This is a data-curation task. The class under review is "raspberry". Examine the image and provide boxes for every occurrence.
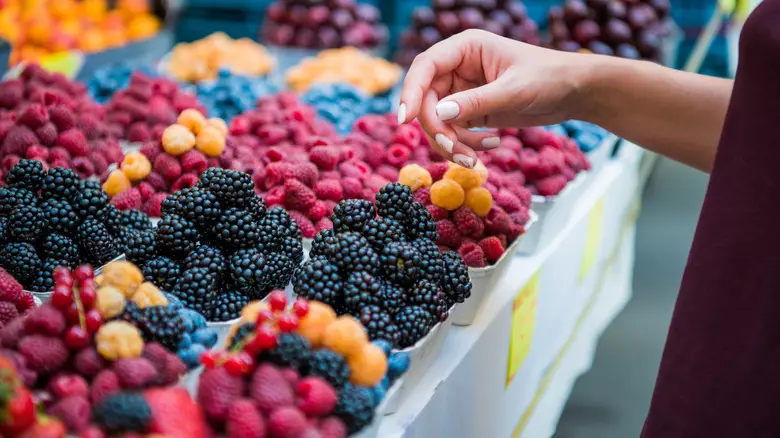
[198,367,246,422]
[268,407,308,438]
[426,204,448,221]
[78,114,104,140]
[127,122,151,142]
[495,190,522,213]
[536,146,565,178]
[195,126,226,157]
[425,162,449,181]
[90,370,121,404]
[0,302,18,324]
[71,157,96,178]
[292,162,318,187]
[0,80,22,109]
[313,179,343,202]
[161,354,187,385]
[89,151,109,175]
[121,152,152,182]
[452,206,484,239]
[74,347,108,377]
[319,417,348,438]
[315,217,333,233]
[153,154,182,182]
[484,206,511,235]
[2,126,37,156]
[18,335,69,373]
[385,144,411,168]
[1,155,21,171]
[339,160,370,181]
[376,165,400,183]
[394,124,422,148]
[459,244,486,268]
[114,358,159,389]
[340,177,362,199]
[0,318,25,349]
[140,141,164,163]
[265,186,286,206]
[308,200,328,222]
[162,124,196,156]
[226,399,266,438]
[142,193,166,217]
[34,122,57,146]
[110,188,142,210]
[48,395,91,433]
[536,174,568,197]
[177,109,207,134]
[17,103,48,129]
[436,219,462,248]
[509,210,530,228]
[171,173,199,191]
[0,268,22,302]
[478,237,505,263]
[430,179,465,211]
[289,210,316,238]
[489,148,521,171]
[14,292,35,313]
[180,149,208,174]
[145,172,168,192]
[47,105,75,131]
[414,186,432,205]
[137,182,156,201]
[296,377,337,417]
[103,170,132,197]
[309,146,340,171]
[24,304,66,336]
[465,187,493,217]
[284,179,317,211]
[250,364,295,414]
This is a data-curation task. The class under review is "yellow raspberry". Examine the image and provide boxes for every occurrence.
[474,160,489,185]
[120,152,152,182]
[465,187,493,217]
[131,282,169,309]
[240,300,270,323]
[207,118,228,137]
[103,169,131,197]
[162,124,196,156]
[176,108,207,135]
[348,343,388,387]
[195,125,226,157]
[322,316,368,358]
[96,321,145,360]
[444,165,482,191]
[96,285,126,319]
[100,261,143,298]
[430,179,465,211]
[398,164,433,192]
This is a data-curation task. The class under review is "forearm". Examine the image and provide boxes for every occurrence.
[576,56,733,173]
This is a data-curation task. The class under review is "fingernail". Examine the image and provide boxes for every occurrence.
[397,103,407,124]
[436,101,460,121]
[453,154,474,168]
[435,134,454,153]
[481,136,501,149]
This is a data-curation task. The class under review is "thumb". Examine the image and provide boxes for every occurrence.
[435,76,516,126]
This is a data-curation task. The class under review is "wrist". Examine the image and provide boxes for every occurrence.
[567,54,618,123]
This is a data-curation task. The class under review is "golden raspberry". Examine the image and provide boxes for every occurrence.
[162,124,196,156]
[131,282,169,309]
[348,343,388,387]
[398,164,433,192]
[322,316,369,358]
[298,301,338,348]
[430,179,465,211]
[96,321,145,360]
[103,169,131,197]
[120,152,152,182]
[207,118,228,137]
[195,125,226,157]
[240,301,270,323]
[474,160,489,185]
[100,261,144,298]
[177,109,207,135]
[444,165,482,191]
[96,285,126,319]
[465,187,493,217]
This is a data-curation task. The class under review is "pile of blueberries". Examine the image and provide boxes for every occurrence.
[301,82,394,134]
[184,69,280,123]
[87,62,160,104]
[164,293,219,369]
[547,121,611,154]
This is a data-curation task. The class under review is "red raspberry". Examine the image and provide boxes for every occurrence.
[564,150,589,172]
[18,335,69,373]
[284,179,317,211]
[426,162,449,181]
[507,220,525,241]
[562,167,576,181]
[319,171,340,181]
[426,204,448,221]
[307,200,328,222]
[536,146,565,178]
[74,347,108,377]
[25,304,66,335]
[56,129,89,157]
[313,179,342,202]
[0,120,15,143]
[136,182,156,201]
[365,174,390,193]
[509,209,531,227]
[478,237,505,263]
[264,186,286,206]
[314,217,333,233]
[161,354,187,386]
[518,127,547,150]
[385,144,412,168]
[180,149,208,175]
[341,177,362,199]
[268,408,308,438]
[436,219,462,248]
[0,302,18,325]
[48,395,91,433]
[49,105,76,131]
[296,377,337,416]
[362,141,385,168]
[90,370,121,404]
[34,122,57,146]
[319,417,348,438]
[2,126,37,156]
[198,367,246,422]
[140,141,163,162]
[110,188,142,210]
[265,162,293,188]
[1,155,21,172]
[14,291,35,313]
[339,160,370,181]
[25,144,49,161]
[293,162,319,187]
[72,157,96,178]
[145,172,168,192]
[519,149,541,179]
[0,79,23,109]
[142,193,167,217]
[48,147,70,162]
[0,318,24,349]
[414,187,432,205]
[113,358,159,389]
[489,149,521,172]
[127,122,151,142]
[153,154,182,182]
[495,190,522,213]
[97,139,123,165]
[484,206,511,234]
[89,151,109,175]
[0,268,22,302]
[78,114,104,141]
[229,115,252,136]
[17,103,49,129]
[249,363,295,414]
[535,174,568,196]
[309,146,340,171]
[376,165,399,182]
[393,124,422,148]
[289,211,316,238]
[226,398,266,438]
[452,206,485,239]
[459,243,487,268]
[171,173,199,192]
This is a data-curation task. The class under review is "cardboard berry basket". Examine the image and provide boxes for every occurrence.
[452,211,539,326]
[27,253,126,302]
[517,171,589,256]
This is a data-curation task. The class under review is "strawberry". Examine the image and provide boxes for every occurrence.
[18,419,67,438]
[145,387,208,438]
[0,383,36,436]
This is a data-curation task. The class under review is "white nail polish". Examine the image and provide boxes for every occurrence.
[436,101,460,121]
[397,103,407,124]
[453,154,474,168]
[435,134,454,153]
[481,136,501,149]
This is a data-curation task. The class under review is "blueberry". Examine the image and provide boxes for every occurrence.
[180,308,207,329]
[192,327,218,348]
[179,343,206,369]
[165,293,184,310]
[371,384,387,408]
[387,352,411,379]
[372,340,392,357]
[179,312,195,333]
[575,131,602,152]
[177,332,193,351]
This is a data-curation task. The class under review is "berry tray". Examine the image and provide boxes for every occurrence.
[353,379,401,438]
[265,45,389,84]
[517,171,589,256]
[453,211,539,326]
[27,254,127,302]
[585,134,619,176]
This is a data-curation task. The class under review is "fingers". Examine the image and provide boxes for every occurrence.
[453,126,501,152]
[417,89,459,158]
[434,75,516,126]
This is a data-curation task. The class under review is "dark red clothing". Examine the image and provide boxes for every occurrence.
[642,1,780,436]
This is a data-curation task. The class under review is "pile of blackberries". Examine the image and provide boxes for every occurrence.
[294,182,472,349]
[129,168,303,321]
[0,159,145,291]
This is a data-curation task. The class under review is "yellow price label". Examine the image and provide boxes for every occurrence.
[719,0,735,13]
[579,197,605,284]
[39,51,84,79]
[506,270,539,387]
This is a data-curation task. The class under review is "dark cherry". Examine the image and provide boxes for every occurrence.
[563,0,589,25]
[507,25,526,41]
[330,8,354,30]
[547,6,564,22]
[294,28,317,48]
[306,6,330,27]
[572,20,600,46]
[289,5,309,26]
[615,43,641,59]
[275,24,296,46]
[556,40,582,52]
[483,20,505,37]
[413,7,437,26]
[355,3,380,23]
[489,10,513,28]
[400,29,418,46]
[605,0,627,19]
[432,0,457,10]
[436,11,460,36]
[266,3,286,22]
[506,2,528,22]
[636,29,661,59]
[420,26,443,47]
[648,0,671,19]
[588,40,615,56]
[627,4,658,31]
[549,21,570,42]
[604,18,632,45]
[329,0,354,8]
[458,8,485,31]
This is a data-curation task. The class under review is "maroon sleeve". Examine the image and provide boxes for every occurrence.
[642,1,780,436]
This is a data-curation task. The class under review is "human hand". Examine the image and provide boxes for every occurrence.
[399,29,594,168]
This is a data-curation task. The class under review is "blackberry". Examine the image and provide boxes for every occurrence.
[6,159,44,191]
[358,304,400,346]
[344,271,381,311]
[210,290,249,321]
[143,256,181,292]
[405,202,439,242]
[156,214,200,257]
[160,190,184,217]
[27,259,59,292]
[257,208,297,252]
[79,179,102,191]
[7,203,46,243]
[262,252,295,290]
[360,218,406,249]
[130,305,184,350]
[394,306,435,348]
[171,267,219,316]
[184,244,227,276]
[306,349,350,389]
[376,183,413,221]
[197,168,255,206]
[0,217,7,242]
[292,257,343,306]
[72,188,108,219]
[408,280,449,322]
[93,392,151,433]
[441,251,472,304]
[78,219,120,266]
[118,301,145,323]
[415,238,444,284]
[229,248,267,296]
[309,229,337,259]
[327,232,380,275]
[212,207,259,249]
[40,198,79,236]
[227,322,256,349]
[103,204,124,235]
[380,241,422,286]
[125,230,157,266]
[279,236,303,267]
[334,384,375,434]
[0,242,41,282]
[40,167,79,200]
[41,234,80,267]
[379,281,406,315]
[168,187,222,228]
[331,199,375,232]
[246,194,267,221]
[262,333,311,369]
[0,187,36,216]
[121,209,152,232]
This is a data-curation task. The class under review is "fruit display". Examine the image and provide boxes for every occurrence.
[394,0,541,66]
[0,268,37,327]
[0,0,162,66]
[199,293,410,437]
[261,0,389,50]
[122,167,304,322]
[293,183,473,348]
[285,47,402,95]
[0,159,154,291]
[166,32,276,83]
[103,111,228,214]
[549,120,611,153]
[546,0,672,60]
[103,72,207,142]
[0,63,103,117]
[301,82,394,134]
[0,264,188,435]
[87,61,160,104]
[185,69,281,124]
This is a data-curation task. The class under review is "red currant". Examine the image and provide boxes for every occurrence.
[73,265,94,284]
[84,309,103,333]
[65,302,81,324]
[224,354,247,376]
[51,285,73,309]
[292,298,309,318]
[268,291,287,312]
[255,309,275,326]
[244,335,265,356]
[200,351,218,368]
[255,324,279,350]
[278,314,299,333]
[53,267,73,286]
[64,325,90,350]
[79,284,97,308]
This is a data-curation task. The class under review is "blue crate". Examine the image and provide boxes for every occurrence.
[183,0,274,13]
[175,9,265,42]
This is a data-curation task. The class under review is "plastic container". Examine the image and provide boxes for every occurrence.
[28,254,126,302]
[452,212,538,326]
[517,172,589,256]
[354,380,400,438]
[585,134,619,175]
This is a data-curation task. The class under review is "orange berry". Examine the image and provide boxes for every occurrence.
[195,126,226,157]
[103,169,131,197]
[398,164,432,192]
[298,301,338,348]
[348,343,388,387]
[162,124,196,156]
[96,321,144,360]
[96,285,126,319]
[100,261,143,297]
[430,179,465,211]
[120,151,152,182]
[131,282,169,309]
[241,301,270,323]
[177,109,207,135]
[207,118,228,137]
[444,165,482,190]
[474,160,489,185]
[465,187,493,217]
[322,316,369,357]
